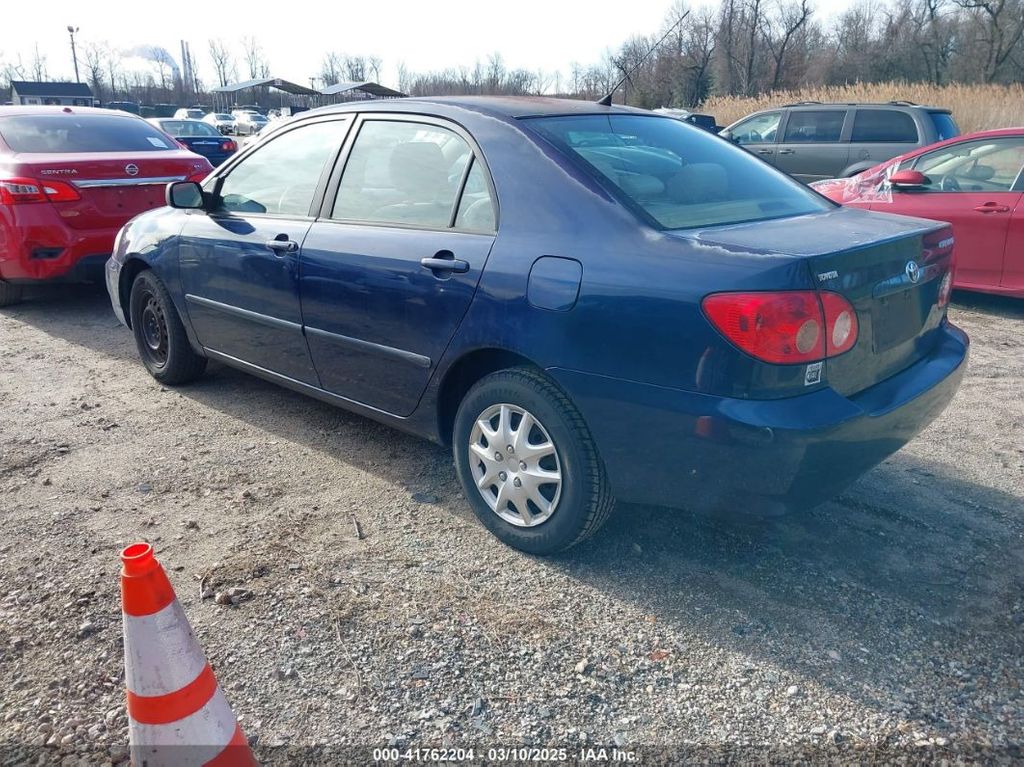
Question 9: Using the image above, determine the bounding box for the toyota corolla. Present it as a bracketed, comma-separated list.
[106, 97, 968, 554]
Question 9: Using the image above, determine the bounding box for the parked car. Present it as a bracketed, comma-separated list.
[148, 118, 238, 167]
[720, 101, 960, 183]
[174, 108, 205, 120]
[203, 112, 237, 135]
[106, 97, 967, 554]
[812, 128, 1024, 298]
[653, 107, 720, 132]
[0, 106, 213, 307]
[233, 111, 269, 136]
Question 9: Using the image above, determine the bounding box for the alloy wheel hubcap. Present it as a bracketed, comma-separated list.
[469, 403, 562, 527]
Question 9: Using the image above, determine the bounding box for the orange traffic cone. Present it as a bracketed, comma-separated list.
[120, 542, 257, 767]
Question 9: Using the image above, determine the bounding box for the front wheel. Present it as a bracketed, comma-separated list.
[129, 270, 207, 385]
[453, 368, 614, 555]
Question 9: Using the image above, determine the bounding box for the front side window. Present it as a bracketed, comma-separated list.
[528, 114, 832, 230]
[851, 110, 918, 143]
[0, 114, 175, 153]
[782, 110, 846, 143]
[909, 138, 1024, 193]
[332, 120, 478, 229]
[729, 112, 781, 145]
[216, 120, 347, 216]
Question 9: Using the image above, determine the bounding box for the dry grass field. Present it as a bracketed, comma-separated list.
[703, 82, 1024, 133]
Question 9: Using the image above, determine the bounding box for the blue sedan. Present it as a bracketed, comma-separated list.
[148, 118, 238, 167]
[107, 97, 968, 554]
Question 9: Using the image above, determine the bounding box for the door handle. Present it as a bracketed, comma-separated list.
[420, 251, 469, 274]
[756, 148, 774, 155]
[778, 148, 795, 155]
[973, 203, 1011, 213]
[266, 237, 299, 253]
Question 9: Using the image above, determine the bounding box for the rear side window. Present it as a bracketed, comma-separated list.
[851, 110, 918, 143]
[0, 114, 175, 153]
[782, 110, 846, 143]
[528, 114, 831, 230]
[217, 120, 347, 216]
[332, 120, 480, 229]
[455, 159, 496, 231]
[929, 112, 960, 141]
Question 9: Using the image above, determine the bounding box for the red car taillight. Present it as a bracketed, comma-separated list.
[0, 176, 81, 205]
[937, 271, 953, 309]
[220, 140, 237, 152]
[702, 290, 858, 365]
[185, 171, 210, 183]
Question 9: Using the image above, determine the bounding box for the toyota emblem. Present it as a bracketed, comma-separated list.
[125, 163, 139, 177]
[905, 260, 921, 284]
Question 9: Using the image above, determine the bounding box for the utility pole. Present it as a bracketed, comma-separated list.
[67, 26, 80, 82]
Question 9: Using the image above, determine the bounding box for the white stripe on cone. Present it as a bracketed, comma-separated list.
[123, 599, 207, 697]
[128, 686, 239, 767]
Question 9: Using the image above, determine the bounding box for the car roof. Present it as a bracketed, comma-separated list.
[307, 95, 654, 120]
[0, 105, 143, 119]
[780, 102, 949, 111]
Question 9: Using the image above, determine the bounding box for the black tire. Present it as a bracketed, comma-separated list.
[453, 368, 614, 555]
[0, 280, 23, 308]
[128, 270, 207, 385]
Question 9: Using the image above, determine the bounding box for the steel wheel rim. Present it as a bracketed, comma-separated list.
[140, 292, 169, 367]
[468, 403, 562, 528]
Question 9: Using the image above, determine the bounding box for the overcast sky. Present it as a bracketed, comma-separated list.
[3, 0, 857, 90]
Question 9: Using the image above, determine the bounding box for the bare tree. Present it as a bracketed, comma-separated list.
[368, 55, 383, 82]
[208, 39, 234, 87]
[953, 0, 1024, 81]
[31, 44, 47, 81]
[80, 42, 109, 100]
[764, 0, 812, 90]
[241, 36, 269, 80]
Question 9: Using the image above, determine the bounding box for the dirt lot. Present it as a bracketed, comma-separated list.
[0, 285, 1022, 763]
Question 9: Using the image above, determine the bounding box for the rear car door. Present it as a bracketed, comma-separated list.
[726, 111, 783, 167]
[300, 116, 497, 416]
[178, 117, 352, 383]
[774, 109, 849, 183]
[846, 108, 920, 174]
[879, 136, 1024, 290]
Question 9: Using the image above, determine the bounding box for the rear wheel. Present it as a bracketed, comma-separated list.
[129, 270, 207, 385]
[453, 368, 614, 555]
[0, 280, 23, 308]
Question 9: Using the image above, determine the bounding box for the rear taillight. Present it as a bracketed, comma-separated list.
[937, 271, 953, 309]
[220, 140, 237, 152]
[702, 290, 858, 365]
[0, 176, 80, 205]
[185, 171, 210, 183]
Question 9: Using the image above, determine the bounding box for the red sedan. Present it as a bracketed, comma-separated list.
[812, 128, 1024, 298]
[0, 106, 213, 307]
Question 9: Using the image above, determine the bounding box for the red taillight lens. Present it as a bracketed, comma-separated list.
[220, 140, 237, 152]
[703, 290, 859, 365]
[937, 271, 953, 308]
[0, 176, 80, 204]
[185, 171, 210, 183]
[820, 292, 858, 356]
[702, 291, 825, 364]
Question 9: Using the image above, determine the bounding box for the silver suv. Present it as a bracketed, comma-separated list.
[720, 102, 960, 183]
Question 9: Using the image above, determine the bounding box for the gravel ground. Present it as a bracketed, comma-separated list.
[0, 285, 1022, 765]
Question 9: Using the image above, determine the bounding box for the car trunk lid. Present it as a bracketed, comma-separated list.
[681, 207, 954, 396]
[9, 151, 210, 230]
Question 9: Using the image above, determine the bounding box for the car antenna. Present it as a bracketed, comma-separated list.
[596, 10, 690, 107]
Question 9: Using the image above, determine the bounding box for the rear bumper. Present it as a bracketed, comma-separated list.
[0, 206, 116, 283]
[549, 321, 969, 514]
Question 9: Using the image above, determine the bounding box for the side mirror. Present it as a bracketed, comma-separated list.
[166, 181, 204, 209]
[889, 169, 927, 190]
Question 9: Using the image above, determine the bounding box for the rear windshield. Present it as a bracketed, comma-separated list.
[527, 114, 831, 230]
[929, 112, 960, 141]
[158, 120, 221, 138]
[214, 114, 233, 120]
[0, 114, 176, 153]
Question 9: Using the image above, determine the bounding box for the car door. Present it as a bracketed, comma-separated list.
[725, 111, 783, 167]
[878, 136, 1024, 291]
[846, 108, 920, 173]
[774, 109, 850, 183]
[300, 116, 498, 416]
[178, 116, 352, 383]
